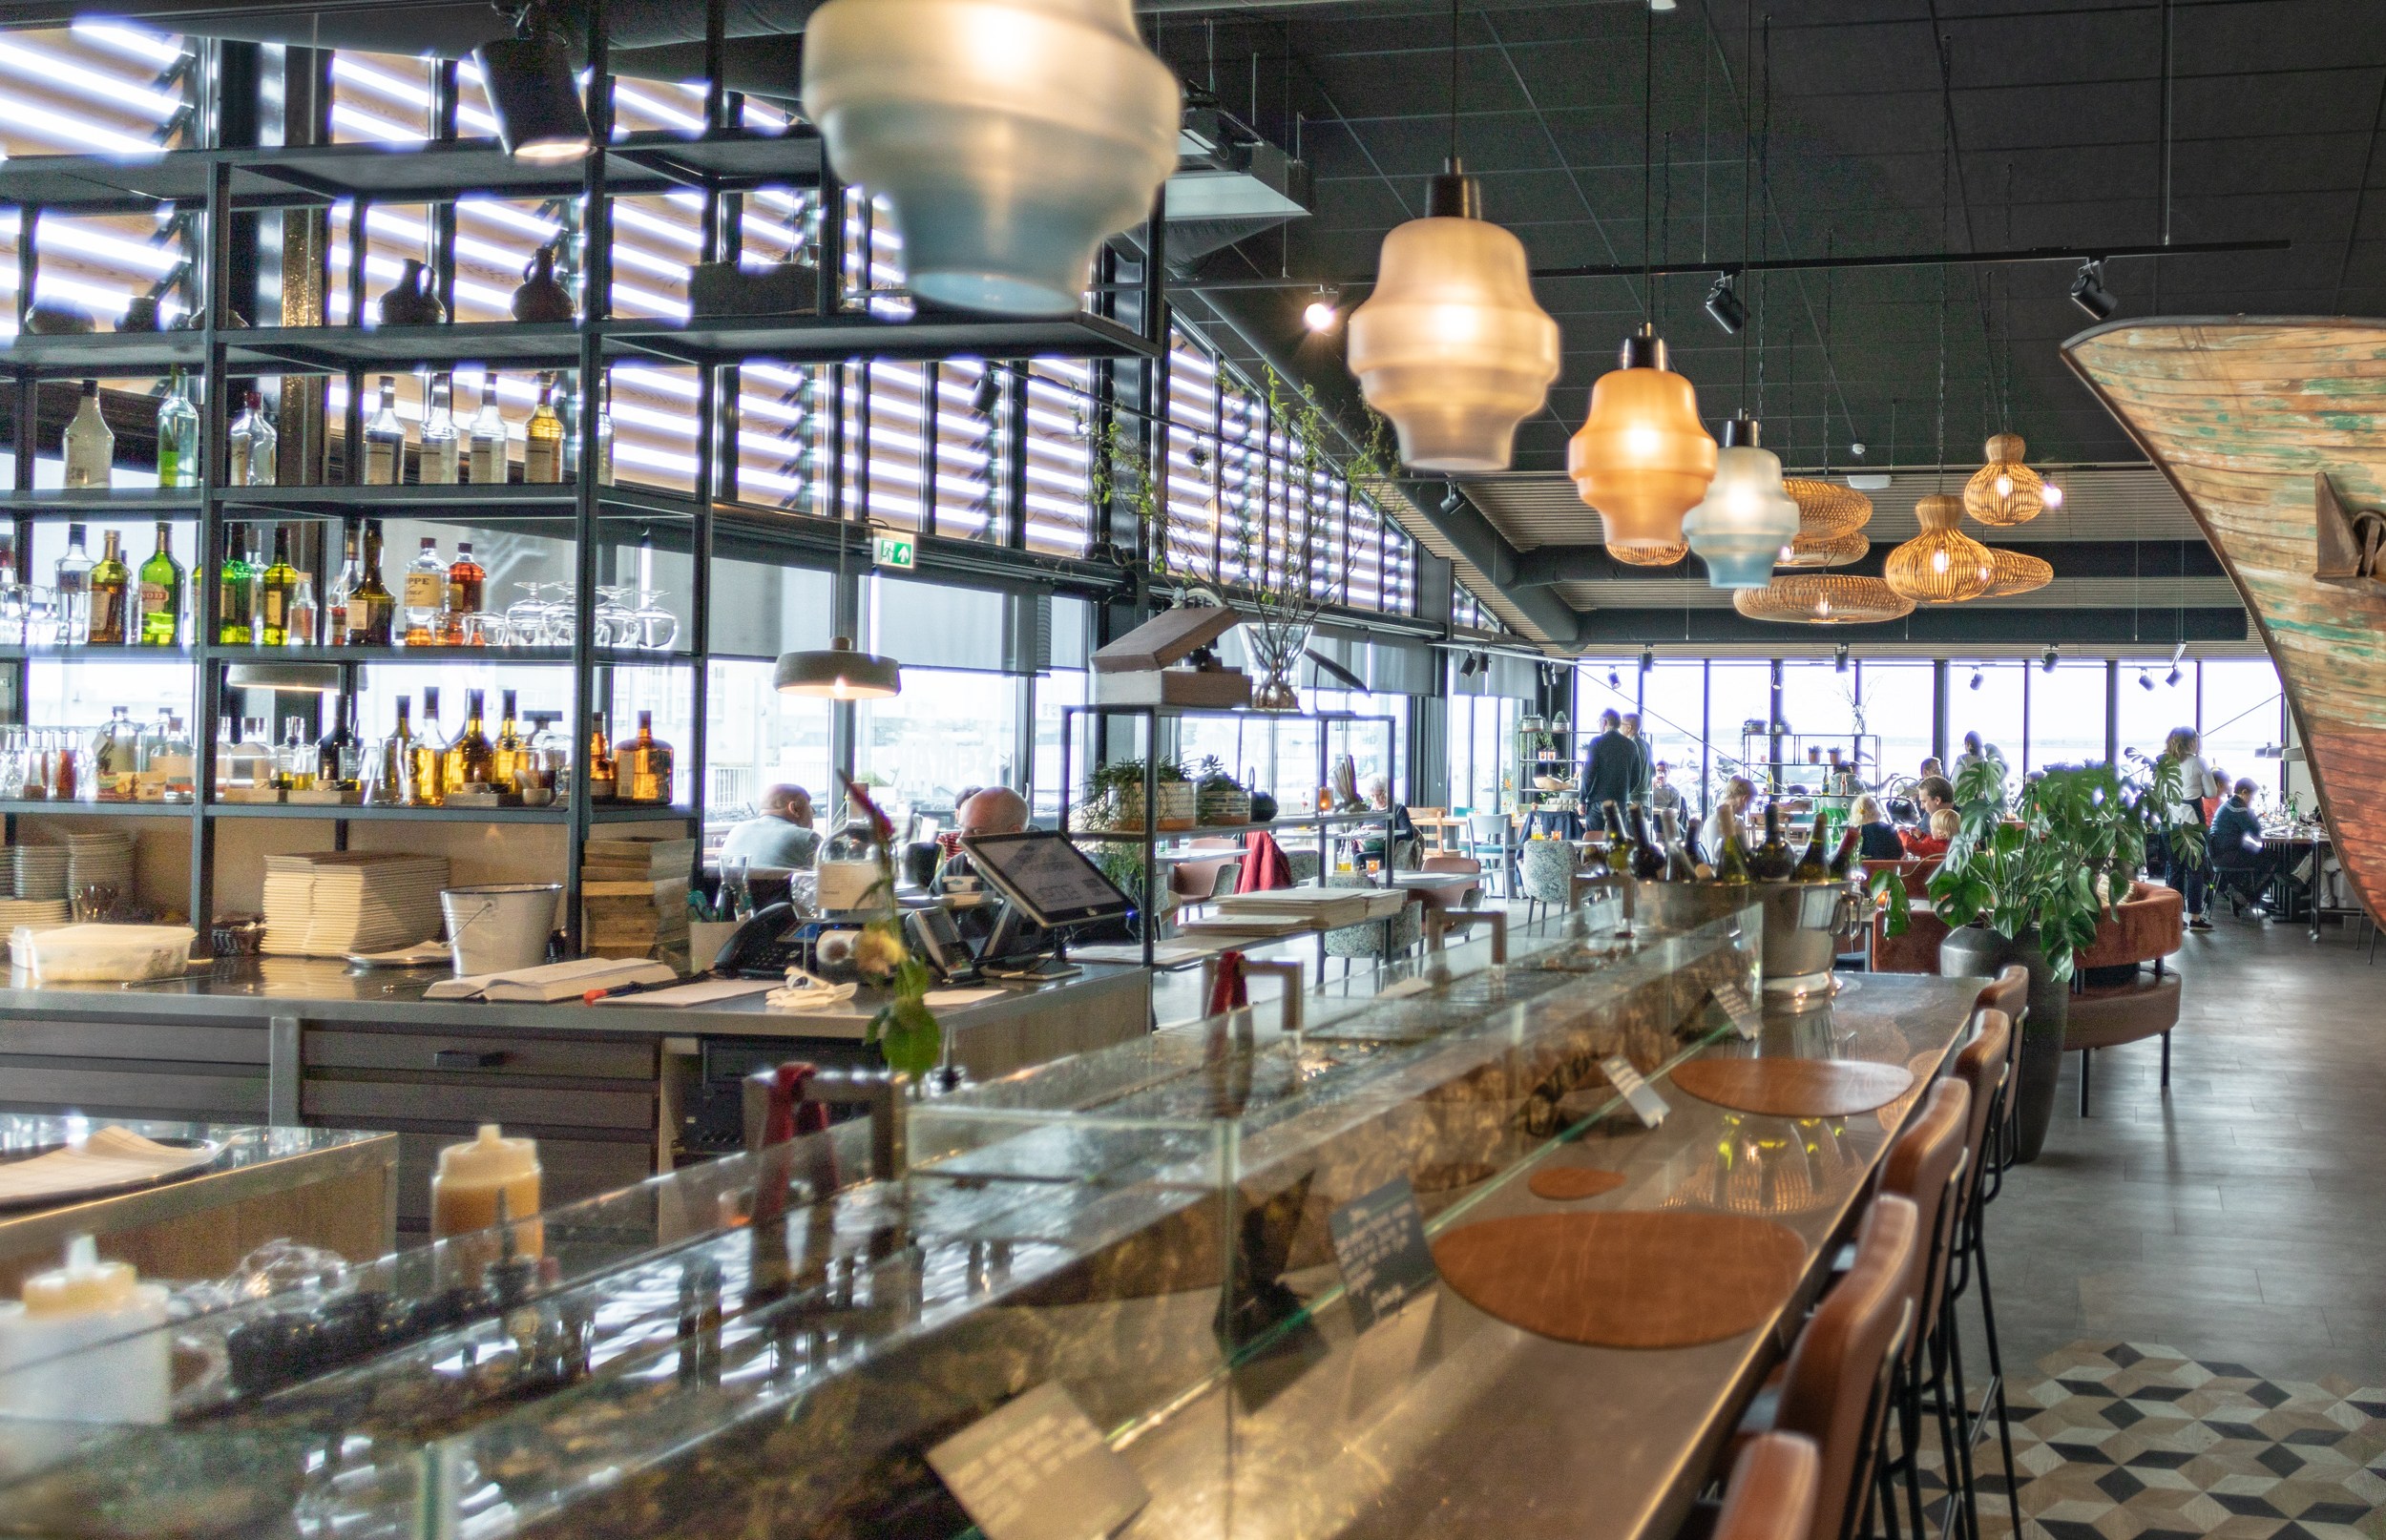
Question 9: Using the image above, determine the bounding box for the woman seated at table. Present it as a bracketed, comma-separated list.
[1852, 794, 1905, 862]
[1354, 775, 1419, 869]
[1902, 806, 1958, 860]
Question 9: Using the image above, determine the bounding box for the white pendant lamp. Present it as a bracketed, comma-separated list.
[1680, 414, 1800, 590]
[1346, 166, 1560, 473]
[774, 635, 901, 701]
[801, 0, 1179, 316]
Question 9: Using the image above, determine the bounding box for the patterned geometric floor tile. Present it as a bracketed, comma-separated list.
[1901, 1342, 2386, 1540]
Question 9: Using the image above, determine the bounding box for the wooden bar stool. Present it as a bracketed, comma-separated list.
[1972, 966, 2028, 1185]
[1949, 1009, 2019, 1528]
[1714, 1432, 1822, 1540]
[1769, 1193, 1919, 1540]
[1876, 1079, 1976, 1540]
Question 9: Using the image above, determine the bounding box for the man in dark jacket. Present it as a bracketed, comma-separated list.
[2208, 778, 2275, 915]
[1580, 709, 1640, 815]
[1621, 713, 1654, 803]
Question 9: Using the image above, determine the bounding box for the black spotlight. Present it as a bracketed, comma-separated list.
[1834, 643, 1851, 673]
[1441, 483, 1465, 516]
[2041, 645, 2060, 674]
[1457, 652, 1478, 678]
[1640, 646, 1655, 673]
[971, 368, 1002, 416]
[1704, 272, 1748, 335]
[473, 4, 594, 162]
[1969, 670, 1983, 691]
[2139, 670, 2155, 691]
[2165, 665, 2184, 688]
[1606, 669, 1622, 690]
[2069, 259, 2118, 322]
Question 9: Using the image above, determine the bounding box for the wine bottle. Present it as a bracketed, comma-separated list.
[216, 526, 255, 645]
[364, 375, 407, 486]
[420, 373, 460, 485]
[1601, 800, 1633, 875]
[409, 686, 446, 806]
[403, 536, 444, 645]
[54, 522, 94, 644]
[524, 373, 563, 484]
[442, 688, 495, 791]
[156, 368, 199, 488]
[62, 382, 112, 489]
[86, 530, 129, 645]
[468, 376, 508, 484]
[1627, 804, 1667, 881]
[256, 524, 298, 646]
[227, 388, 277, 486]
[1715, 808, 1752, 885]
[1790, 822, 1831, 882]
[347, 522, 395, 645]
[1750, 803, 1794, 881]
[1660, 808, 1699, 883]
[1827, 827, 1861, 881]
[443, 540, 484, 643]
[619, 710, 673, 804]
[316, 691, 360, 790]
[137, 522, 181, 647]
[491, 688, 523, 792]
[586, 710, 617, 801]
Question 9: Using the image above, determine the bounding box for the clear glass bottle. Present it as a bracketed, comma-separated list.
[618, 711, 672, 803]
[217, 526, 256, 645]
[277, 718, 314, 791]
[594, 375, 615, 486]
[491, 688, 523, 792]
[255, 524, 299, 646]
[442, 540, 484, 644]
[524, 373, 563, 484]
[442, 688, 496, 792]
[408, 685, 446, 806]
[367, 695, 413, 806]
[817, 807, 880, 913]
[468, 376, 508, 485]
[93, 704, 138, 795]
[419, 372, 460, 486]
[227, 388, 277, 486]
[286, 574, 318, 647]
[585, 709, 616, 801]
[138, 521, 182, 647]
[346, 521, 395, 646]
[86, 529, 130, 645]
[402, 535, 445, 645]
[324, 524, 361, 647]
[53, 522, 94, 645]
[524, 712, 568, 806]
[156, 368, 199, 488]
[62, 381, 112, 489]
[363, 375, 407, 486]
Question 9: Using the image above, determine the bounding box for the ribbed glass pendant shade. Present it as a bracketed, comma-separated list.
[1346, 169, 1561, 473]
[1681, 415, 1800, 589]
[1568, 324, 1718, 556]
[1980, 546, 2054, 598]
[1963, 432, 2046, 527]
[1885, 493, 1996, 603]
[801, 0, 1180, 316]
[774, 635, 902, 700]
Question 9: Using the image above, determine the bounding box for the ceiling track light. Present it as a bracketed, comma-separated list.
[1969, 670, 1984, 691]
[2165, 665, 2184, 688]
[473, 3, 595, 163]
[1606, 669, 1622, 690]
[2041, 645, 2060, 673]
[1640, 646, 1655, 673]
[2139, 671, 2155, 691]
[1833, 642, 1851, 673]
[1440, 482, 1465, 516]
[2069, 258, 2118, 322]
[1704, 271, 1747, 335]
[1302, 289, 1340, 333]
[970, 366, 1003, 417]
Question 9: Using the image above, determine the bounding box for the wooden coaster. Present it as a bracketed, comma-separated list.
[1669, 1057, 1915, 1118]
[1527, 1166, 1627, 1201]
[1433, 1212, 1807, 1349]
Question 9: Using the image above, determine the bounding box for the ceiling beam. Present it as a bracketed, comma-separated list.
[1511, 538, 2228, 588]
[1569, 605, 2249, 648]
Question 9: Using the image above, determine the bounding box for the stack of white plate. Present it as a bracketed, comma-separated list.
[15, 846, 70, 902]
[262, 853, 450, 957]
[0, 897, 73, 935]
[66, 831, 135, 897]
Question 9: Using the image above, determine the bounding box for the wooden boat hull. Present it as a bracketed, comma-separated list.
[2063, 319, 2386, 926]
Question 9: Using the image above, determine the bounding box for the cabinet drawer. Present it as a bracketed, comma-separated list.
[0, 1020, 268, 1067]
[0, 1063, 267, 1120]
[303, 1028, 654, 1081]
[303, 1077, 654, 1133]
[386, 1131, 655, 1224]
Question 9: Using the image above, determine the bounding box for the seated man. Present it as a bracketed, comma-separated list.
[1647, 760, 1687, 820]
[1355, 773, 1419, 869]
[2208, 778, 2277, 914]
[719, 783, 819, 869]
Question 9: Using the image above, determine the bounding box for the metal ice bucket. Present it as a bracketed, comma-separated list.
[1633, 878, 1862, 982]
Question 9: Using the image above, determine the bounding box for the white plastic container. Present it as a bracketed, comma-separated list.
[0, 1235, 170, 1424]
[14, 924, 196, 983]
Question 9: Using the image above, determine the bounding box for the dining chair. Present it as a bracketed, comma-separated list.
[1769, 1193, 1918, 1540]
[1948, 1009, 2019, 1523]
[1874, 1080, 1977, 1540]
[1713, 1432, 1821, 1540]
[1464, 812, 1515, 896]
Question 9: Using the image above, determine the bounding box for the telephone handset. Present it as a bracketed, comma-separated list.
[712, 902, 803, 977]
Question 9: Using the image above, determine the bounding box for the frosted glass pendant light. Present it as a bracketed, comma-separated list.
[1681, 415, 1800, 589]
[1568, 324, 1718, 558]
[1963, 431, 2047, 526]
[1346, 167, 1560, 473]
[801, 0, 1180, 316]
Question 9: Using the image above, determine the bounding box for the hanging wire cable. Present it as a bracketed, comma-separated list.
[1936, 31, 1951, 489]
[1641, 0, 1654, 320]
[1448, 0, 1460, 166]
[1737, 1, 1754, 409]
[1757, 12, 1771, 427]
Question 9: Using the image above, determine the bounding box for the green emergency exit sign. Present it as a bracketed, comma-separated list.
[872, 532, 915, 571]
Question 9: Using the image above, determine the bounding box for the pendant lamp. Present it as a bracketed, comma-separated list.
[1884, 493, 1995, 604]
[1979, 546, 2054, 599]
[473, 5, 593, 162]
[1782, 477, 1873, 537]
[801, 0, 1179, 316]
[776, 507, 902, 701]
[1680, 415, 1800, 590]
[1568, 323, 1718, 557]
[1610, 541, 1688, 569]
[1346, 167, 1560, 473]
[1962, 432, 2046, 527]
[1734, 575, 1915, 625]
[1778, 529, 1869, 569]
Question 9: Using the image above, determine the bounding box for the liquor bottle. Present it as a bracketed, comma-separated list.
[402, 535, 445, 645]
[364, 376, 406, 485]
[443, 540, 484, 643]
[524, 374, 563, 484]
[1714, 809, 1752, 885]
[324, 525, 361, 646]
[1790, 822, 1831, 883]
[54, 523, 94, 644]
[256, 524, 299, 646]
[1826, 827, 1861, 881]
[468, 376, 508, 484]
[93, 704, 137, 793]
[585, 710, 616, 801]
[593, 375, 615, 486]
[408, 686, 446, 806]
[1627, 804, 1667, 882]
[491, 688, 524, 792]
[419, 373, 460, 485]
[1750, 803, 1794, 882]
[366, 695, 413, 806]
[86, 529, 130, 645]
[346, 522, 395, 646]
[62, 382, 112, 489]
[442, 688, 496, 791]
[1660, 808, 1700, 883]
[217, 526, 256, 645]
[227, 389, 277, 486]
[277, 718, 314, 792]
[313, 692, 358, 789]
[155, 368, 199, 488]
[618, 710, 673, 804]
[138, 522, 181, 648]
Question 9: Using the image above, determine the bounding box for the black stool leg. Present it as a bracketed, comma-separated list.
[2161, 1030, 2172, 1091]
[2079, 1046, 2093, 1116]
[1969, 1216, 2020, 1523]
[1939, 1306, 1983, 1540]
[1896, 1366, 1930, 1540]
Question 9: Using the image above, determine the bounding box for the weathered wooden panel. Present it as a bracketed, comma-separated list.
[2064, 320, 2386, 926]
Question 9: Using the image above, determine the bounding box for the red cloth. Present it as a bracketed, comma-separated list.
[1238, 831, 1293, 892]
[1900, 831, 1950, 859]
[1205, 950, 1248, 1015]
[762, 1062, 832, 1145]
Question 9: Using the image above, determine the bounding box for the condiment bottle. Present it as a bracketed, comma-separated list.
[430, 1123, 542, 1260]
[0, 1235, 169, 1424]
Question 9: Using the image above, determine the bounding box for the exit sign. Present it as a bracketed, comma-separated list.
[872, 532, 915, 571]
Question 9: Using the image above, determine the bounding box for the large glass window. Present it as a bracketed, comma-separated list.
[702, 660, 832, 835]
[2026, 662, 2110, 773]
[1946, 662, 2025, 780]
[1777, 661, 1859, 788]
[1445, 691, 1518, 815]
[1858, 663, 1936, 787]
[2117, 658, 2193, 774]
[1707, 663, 1774, 798]
[855, 669, 1021, 827]
[2199, 658, 2286, 802]
[1639, 662, 1706, 821]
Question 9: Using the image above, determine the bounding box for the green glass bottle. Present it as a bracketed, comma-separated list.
[256, 523, 299, 646]
[1715, 808, 1752, 885]
[217, 526, 256, 645]
[138, 522, 181, 647]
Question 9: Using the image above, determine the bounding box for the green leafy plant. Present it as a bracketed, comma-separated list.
[1195, 755, 1240, 793]
[1926, 758, 2148, 982]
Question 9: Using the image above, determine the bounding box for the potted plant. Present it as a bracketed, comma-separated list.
[1194, 757, 1251, 826]
[1083, 757, 1195, 833]
[1928, 757, 2147, 1159]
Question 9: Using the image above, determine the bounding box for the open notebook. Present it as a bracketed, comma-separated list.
[423, 957, 678, 1003]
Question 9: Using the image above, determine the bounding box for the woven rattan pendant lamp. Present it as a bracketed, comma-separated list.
[1885, 493, 1995, 604]
[1778, 528, 1869, 569]
[1963, 432, 2047, 526]
[1979, 545, 2054, 598]
[1734, 575, 1915, 625]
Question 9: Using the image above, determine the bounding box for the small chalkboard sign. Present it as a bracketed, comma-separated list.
[1713, 979, 1764, 1040]
[1601, 1054, 1671, 1128]
[926, 1383, 1150, 1540]
[1329, 1176, 1438, 1333]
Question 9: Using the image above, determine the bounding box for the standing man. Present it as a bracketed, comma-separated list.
[1620, 712, 1654, 804]
[1580, 709, 1640, 818]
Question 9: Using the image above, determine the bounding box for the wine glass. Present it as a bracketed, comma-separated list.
[534, 584, 573, 647]
[594, 585, 637, 649]
[633, 591, 679, 652]
[506, 583, 548, 649]
[24, 588, 57, 648]
[0, 583, 27, 645]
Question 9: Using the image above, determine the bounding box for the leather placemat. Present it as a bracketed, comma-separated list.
[1527, 1165, 1627, 1201]
[1433, 1212, 1807, 1349]
[1670, 1057, 1915, 1118]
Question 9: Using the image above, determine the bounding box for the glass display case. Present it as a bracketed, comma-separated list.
[0, 902, 1768, 1540]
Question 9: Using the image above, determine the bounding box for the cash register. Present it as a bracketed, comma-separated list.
[952, 829, 1135, 980]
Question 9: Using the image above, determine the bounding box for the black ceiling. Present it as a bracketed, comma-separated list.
[1158, 0, 2386, 477]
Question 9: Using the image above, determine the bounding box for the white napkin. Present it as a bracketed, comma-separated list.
[0, 1127, 216, 1206]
